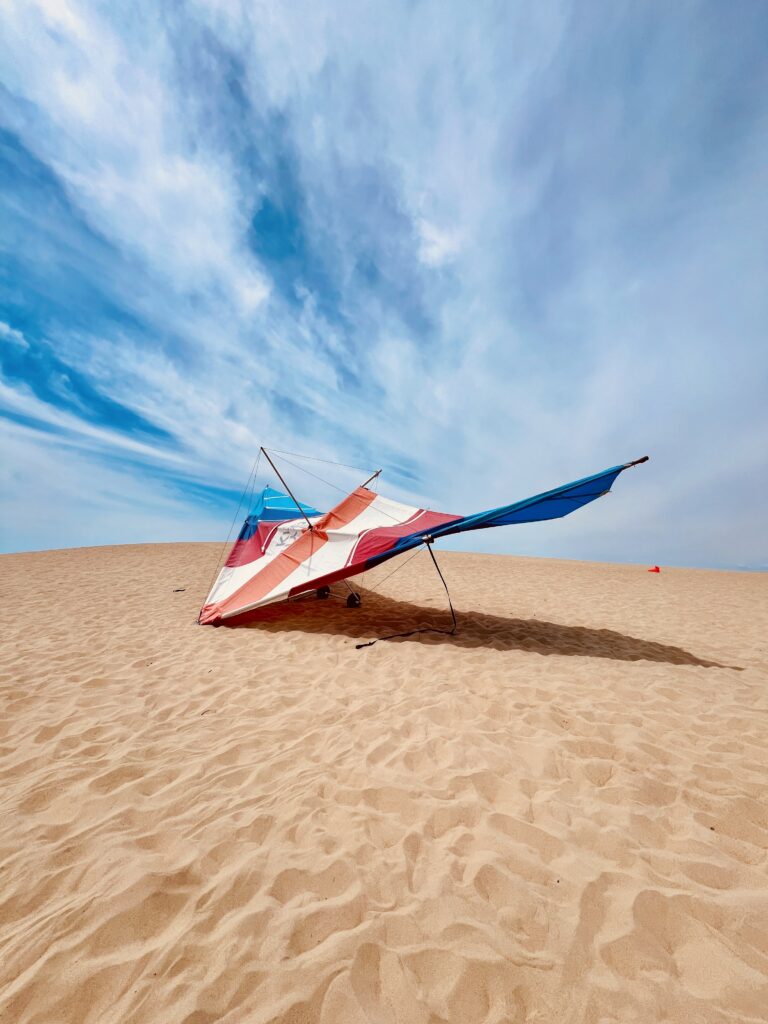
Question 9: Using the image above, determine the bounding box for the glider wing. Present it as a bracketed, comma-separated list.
[199, 459, 647, 624]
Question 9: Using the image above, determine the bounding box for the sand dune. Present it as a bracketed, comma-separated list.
[1, 543, 766, 1023]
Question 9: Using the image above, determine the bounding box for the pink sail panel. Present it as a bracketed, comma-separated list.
[199, 487, 460, 624]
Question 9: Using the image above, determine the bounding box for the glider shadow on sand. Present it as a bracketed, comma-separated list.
[237, 587, 732, 670]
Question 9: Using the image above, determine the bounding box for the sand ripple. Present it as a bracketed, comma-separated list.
[0, 544, 766, 1022]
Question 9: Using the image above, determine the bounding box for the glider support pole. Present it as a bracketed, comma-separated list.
[260, 447, 314, 530]
[355, 534, 457, 649]
[361, 468, 382, 488]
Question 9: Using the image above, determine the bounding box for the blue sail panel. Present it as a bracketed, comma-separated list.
[238, 486, 322, 541]
[434, 465, 626, 536]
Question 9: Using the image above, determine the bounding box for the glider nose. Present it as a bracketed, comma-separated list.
[198, 603, 223, 624]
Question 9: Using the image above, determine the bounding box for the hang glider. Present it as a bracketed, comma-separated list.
[199, 455, 648, 626]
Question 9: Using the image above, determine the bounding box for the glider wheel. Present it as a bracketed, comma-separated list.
[317, 586, 331, 600]
[346, 592, 362, 608]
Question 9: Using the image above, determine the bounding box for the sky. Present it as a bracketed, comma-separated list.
[1, 0, 766, 569]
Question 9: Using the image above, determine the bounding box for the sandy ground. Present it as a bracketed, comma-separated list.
[0, 542, 766, 1024]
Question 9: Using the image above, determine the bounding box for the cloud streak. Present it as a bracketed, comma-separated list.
[1, 0, 766, 568]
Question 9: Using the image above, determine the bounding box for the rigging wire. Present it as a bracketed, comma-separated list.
[364, 545, 425, 595]
[262, 446, 374, 475]
[356, 539, 458, 649]
[263, 450, 412, 532]
[197, 449, 262, 623]
[245, 451, 261, 514]
[265, 451, 352, 495]
[265, 448, 417, 531]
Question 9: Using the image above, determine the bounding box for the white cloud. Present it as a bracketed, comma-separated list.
[2, 0, 269, 311]
[0, 322, 28, 349]
[0, 377, 187, 468]
[0, 419, 222, 552]
[1, 1, 766, 567]
[417, 220, 461, 267]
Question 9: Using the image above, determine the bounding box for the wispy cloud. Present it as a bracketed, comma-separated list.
[0, 321, 28, 348]
[1, 0, 766, 566]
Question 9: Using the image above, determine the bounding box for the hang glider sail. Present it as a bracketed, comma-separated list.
[199, 456, 648, 625]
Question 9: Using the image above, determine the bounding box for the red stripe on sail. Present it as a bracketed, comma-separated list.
[200, 487, 377, 623]
[225, 520, 292, 567]
[350, 510, 461, 565]
[282, 509, 463, 601]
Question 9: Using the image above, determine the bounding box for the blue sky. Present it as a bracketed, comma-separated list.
[1, 1, 766, 568]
